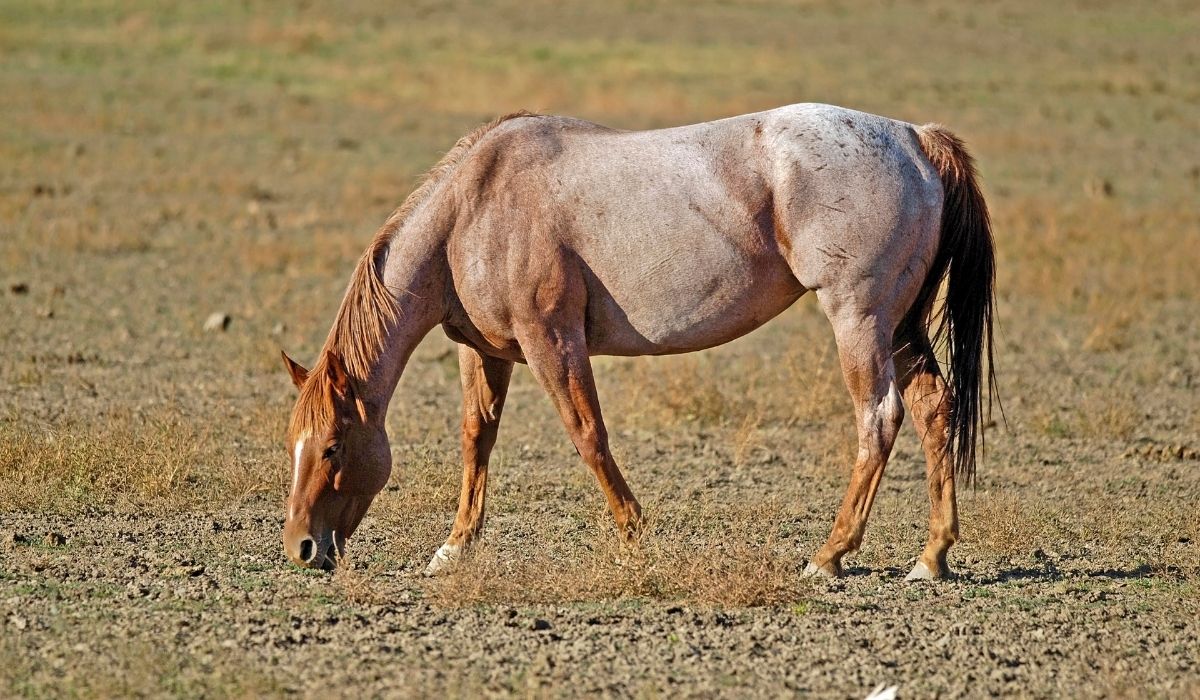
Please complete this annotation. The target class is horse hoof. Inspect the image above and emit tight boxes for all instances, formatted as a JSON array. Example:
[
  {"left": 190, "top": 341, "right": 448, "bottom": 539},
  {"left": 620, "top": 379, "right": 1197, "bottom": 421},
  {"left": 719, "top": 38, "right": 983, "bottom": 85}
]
[
  {"left": 905, "top": 560, "right": 949, "bottom": 581},
  {"left": 802, "top": 561, "right": 838, "bottom": 579},
  {"left": 423, "top": 543, "right": 461, "bottom": 577}
]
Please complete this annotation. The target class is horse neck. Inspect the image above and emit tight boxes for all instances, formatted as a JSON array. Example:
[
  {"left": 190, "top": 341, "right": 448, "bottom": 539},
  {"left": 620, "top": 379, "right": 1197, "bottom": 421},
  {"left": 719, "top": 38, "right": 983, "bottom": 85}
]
[{"left": 353, "top": 219, "right": 448, "bottom": 419}]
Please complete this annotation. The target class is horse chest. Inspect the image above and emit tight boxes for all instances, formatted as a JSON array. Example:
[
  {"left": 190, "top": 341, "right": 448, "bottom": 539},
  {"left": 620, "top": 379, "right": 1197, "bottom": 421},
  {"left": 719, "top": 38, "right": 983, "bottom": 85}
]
[{"left": 440, "top": 315, "right": 525, "bottom": 362}]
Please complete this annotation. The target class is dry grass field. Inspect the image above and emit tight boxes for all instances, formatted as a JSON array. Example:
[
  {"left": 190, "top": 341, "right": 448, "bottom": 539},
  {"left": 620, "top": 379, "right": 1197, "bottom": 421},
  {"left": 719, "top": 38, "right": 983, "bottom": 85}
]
[{"left": 1, "top": 0, "right": 1198, "bottom": 697}]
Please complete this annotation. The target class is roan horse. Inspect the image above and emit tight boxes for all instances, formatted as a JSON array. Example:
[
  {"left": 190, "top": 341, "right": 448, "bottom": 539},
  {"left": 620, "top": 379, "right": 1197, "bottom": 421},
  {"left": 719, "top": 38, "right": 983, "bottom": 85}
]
[{"left": 280, "top": 104, "right": 996, "bottom": 581}]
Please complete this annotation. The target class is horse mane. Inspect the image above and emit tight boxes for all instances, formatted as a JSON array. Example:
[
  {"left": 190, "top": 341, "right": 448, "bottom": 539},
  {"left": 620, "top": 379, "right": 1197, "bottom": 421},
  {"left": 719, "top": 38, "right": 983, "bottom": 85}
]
[{"left": 289, "top": 111, "right": 535, "bottom": 437}]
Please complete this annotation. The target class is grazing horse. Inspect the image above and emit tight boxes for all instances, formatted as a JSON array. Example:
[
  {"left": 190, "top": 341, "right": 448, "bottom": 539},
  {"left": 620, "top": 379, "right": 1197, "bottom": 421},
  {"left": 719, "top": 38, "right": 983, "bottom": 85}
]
[{"left": 280, "top": 104, "right": 996, "bottom": 581}]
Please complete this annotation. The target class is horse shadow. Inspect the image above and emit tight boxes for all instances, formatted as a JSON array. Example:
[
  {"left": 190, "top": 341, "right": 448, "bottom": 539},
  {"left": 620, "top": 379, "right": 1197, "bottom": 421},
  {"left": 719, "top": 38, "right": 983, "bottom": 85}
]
[
  {"left": 958, "top": 562, "right": 1154, "bottom": 585},
  {"left": 839, "top": 562, "right": 1156, "bottom": 585}
]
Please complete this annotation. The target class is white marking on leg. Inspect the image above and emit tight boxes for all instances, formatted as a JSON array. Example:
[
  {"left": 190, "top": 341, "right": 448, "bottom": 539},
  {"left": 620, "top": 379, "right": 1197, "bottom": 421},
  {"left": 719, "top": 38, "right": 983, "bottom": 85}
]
[
  {"left": 802, "top": 561, "right": 837, "bottom": 579},
  {"left": 289, "top": 434, "right": 307, "bottom": 520},
  {"left": 423, "top": 543, "right": 462, "bottom": 576},
  {"left": 905, "top": 560, "right": 934, "bottom": 581}
]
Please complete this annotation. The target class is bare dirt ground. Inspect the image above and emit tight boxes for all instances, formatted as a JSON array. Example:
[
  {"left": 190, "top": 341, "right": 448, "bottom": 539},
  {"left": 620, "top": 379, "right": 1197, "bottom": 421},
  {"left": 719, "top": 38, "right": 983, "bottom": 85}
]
[{"left": 2, "top": 1, "right": 1199, "bottom": 697}]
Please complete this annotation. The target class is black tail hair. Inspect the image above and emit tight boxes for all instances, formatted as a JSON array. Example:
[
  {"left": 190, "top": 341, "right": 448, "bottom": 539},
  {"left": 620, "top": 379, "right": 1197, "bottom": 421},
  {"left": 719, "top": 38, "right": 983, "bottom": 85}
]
[{"left": 903, "top": 124, "right": 999, "bottom": 484}]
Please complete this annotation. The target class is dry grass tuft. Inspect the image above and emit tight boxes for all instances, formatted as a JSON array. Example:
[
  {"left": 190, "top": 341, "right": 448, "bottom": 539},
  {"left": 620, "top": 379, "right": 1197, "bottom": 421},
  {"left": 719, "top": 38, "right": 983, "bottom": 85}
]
[
  {"left": 618, "top": 356, "right": 738, "bottom": 428},
  {"left": 731, "top": 410, "right": 764, "bottom": 468},
  {"left": 332, "top": 552, "right": 389, "bottom": 606},
  {"left": 1081, "top": 302, "right": 1135, "bottom": 353},
  {"left": 0, "top": 412, "right": 276, "bottom": 513},
  {"left": 780, "top": 339, "right": 847, "bottom": 427},
  {"left": 962, "top": 492, "right": 1040, "bottom": 557},
  {"left": 678, "top": 534, "right": 805, "bottom": 607},
  {"left": 964, "top": 489, "right": 1200, "bottom": 581},
  {"left": 418, "top": 500, "right": 810, "bottom": 608},
  {"left": 1074, "top": 387, "right": 1142, "bottom": 442}
]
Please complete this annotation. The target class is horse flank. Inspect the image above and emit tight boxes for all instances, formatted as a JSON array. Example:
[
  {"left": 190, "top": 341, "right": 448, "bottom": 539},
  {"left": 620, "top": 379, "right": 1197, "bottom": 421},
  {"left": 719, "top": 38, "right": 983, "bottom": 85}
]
[{"left": 288, "top": 111, "right": 535, "bottom": 439}]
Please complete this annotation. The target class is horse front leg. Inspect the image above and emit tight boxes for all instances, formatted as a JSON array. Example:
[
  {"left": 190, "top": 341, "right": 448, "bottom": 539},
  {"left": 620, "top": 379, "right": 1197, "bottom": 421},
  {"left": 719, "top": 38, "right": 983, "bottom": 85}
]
[
  {"left": 806, "top": 311, "right": 905, "bottom": 578},
  {"left": 424, "top": 345, "right": 513, "bottom": 576},
  {"left": 517, "top": 324, "right": 643, "bottom": 541}
]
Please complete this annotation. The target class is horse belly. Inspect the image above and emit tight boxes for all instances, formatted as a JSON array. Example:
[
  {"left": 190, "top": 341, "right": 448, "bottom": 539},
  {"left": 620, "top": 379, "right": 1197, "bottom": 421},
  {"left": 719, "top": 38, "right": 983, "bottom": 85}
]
[{"left": 583, "top": 243, "right": 805, "bottom": 356}]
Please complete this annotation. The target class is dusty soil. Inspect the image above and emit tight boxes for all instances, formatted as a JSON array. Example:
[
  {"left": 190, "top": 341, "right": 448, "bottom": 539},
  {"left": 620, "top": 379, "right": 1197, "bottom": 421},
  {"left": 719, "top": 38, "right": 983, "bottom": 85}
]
[
  {"left": 2, "top": 322, "right": 1198, "bottom": 698},
  {"left": 2, "top": 0, "right": 1199, "bottom": 697},
  {"left": 2, "top": 504, "right": 1197, "bottom": 699}
]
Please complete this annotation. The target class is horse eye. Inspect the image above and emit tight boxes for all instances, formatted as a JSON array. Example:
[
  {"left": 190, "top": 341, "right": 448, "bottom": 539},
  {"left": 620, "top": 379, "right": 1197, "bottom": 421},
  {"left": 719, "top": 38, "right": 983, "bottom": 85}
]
[{"left": 323, "top": 444, "right": 341, "bottom": 460}]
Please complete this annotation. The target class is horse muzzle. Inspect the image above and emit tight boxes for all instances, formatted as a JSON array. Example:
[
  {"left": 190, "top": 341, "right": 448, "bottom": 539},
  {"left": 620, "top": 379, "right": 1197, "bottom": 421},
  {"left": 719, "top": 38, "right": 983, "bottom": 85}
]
[{"left": 283, "top": 527, "right": 341, "bottom": 571}]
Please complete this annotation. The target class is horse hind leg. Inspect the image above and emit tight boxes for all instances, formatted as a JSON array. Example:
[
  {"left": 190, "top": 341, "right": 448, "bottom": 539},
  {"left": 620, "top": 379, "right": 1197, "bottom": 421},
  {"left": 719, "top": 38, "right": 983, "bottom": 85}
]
[
  {"left": 894, "top": 328, "right": 958, "bottom": 580},
  {"left": 805, "top": 299, "right": 906, "bottom": 578}
]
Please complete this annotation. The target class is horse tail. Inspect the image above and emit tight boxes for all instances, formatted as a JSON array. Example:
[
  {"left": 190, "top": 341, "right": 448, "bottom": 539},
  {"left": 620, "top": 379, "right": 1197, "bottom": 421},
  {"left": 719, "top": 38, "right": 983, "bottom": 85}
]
[{"left": 903, "top": 123, "right": 999, "bottom": 485}]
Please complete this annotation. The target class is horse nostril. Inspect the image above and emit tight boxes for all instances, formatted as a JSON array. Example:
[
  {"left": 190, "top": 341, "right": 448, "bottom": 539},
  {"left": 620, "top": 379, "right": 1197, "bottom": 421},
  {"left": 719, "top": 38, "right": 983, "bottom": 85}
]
[{"left": 298, "top": 538, "right": 316, "bottom": 563}]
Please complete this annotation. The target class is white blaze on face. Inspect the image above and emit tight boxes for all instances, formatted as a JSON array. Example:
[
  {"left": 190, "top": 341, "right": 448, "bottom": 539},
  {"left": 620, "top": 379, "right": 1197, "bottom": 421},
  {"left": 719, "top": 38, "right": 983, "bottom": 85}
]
[{"left": 289, "top": 434, "right": 308, "bottom": 520}]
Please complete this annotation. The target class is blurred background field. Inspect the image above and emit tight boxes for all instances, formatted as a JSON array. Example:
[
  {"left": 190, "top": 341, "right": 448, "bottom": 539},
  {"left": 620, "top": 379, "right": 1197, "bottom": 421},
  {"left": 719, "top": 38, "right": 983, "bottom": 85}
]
[{"left": 1, "top": 1, "right": 1198, "bottom": 696}]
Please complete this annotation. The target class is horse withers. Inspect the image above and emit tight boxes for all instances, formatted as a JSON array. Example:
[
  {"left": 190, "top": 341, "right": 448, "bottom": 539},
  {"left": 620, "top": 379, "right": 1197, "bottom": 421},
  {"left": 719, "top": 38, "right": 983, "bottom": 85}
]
[{"left": 279, "top": 104, "right": 996, "bottom": 581}]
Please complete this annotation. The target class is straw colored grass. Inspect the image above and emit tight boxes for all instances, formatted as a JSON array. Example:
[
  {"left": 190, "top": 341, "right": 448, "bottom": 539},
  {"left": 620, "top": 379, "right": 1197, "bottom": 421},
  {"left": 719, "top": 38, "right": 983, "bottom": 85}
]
[{"left": 0, "top": 410, "right": 281, "bottom": 513}]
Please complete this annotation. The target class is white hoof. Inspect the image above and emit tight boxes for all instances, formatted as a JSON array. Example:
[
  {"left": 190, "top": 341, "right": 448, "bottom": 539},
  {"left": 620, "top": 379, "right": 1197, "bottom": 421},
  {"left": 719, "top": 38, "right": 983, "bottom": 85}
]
[
  {"left": 423, "top": 543, "right": 462, "bottom": 577},
  {"left": 802, "top": 561, "right": 837, "bottom": 579},
  {"left": 905, "top": 560, "right": 935, "bottom": 581}
]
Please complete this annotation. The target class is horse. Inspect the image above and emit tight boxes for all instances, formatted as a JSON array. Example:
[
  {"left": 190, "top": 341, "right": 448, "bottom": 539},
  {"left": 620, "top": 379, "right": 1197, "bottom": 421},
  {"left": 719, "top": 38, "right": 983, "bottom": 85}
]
[{"left": 279, "top": 103, "right": 996, "bottom": 581}]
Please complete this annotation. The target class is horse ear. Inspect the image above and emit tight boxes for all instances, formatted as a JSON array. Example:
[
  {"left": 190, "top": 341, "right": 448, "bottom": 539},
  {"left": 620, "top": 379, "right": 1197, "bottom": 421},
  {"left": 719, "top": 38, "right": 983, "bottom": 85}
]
[
  {"left": 325, "top": 351, "right": 353, "bottom": 400},
  {"left": 281, "top": 351, "right": 309, "bottom": 391}
]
